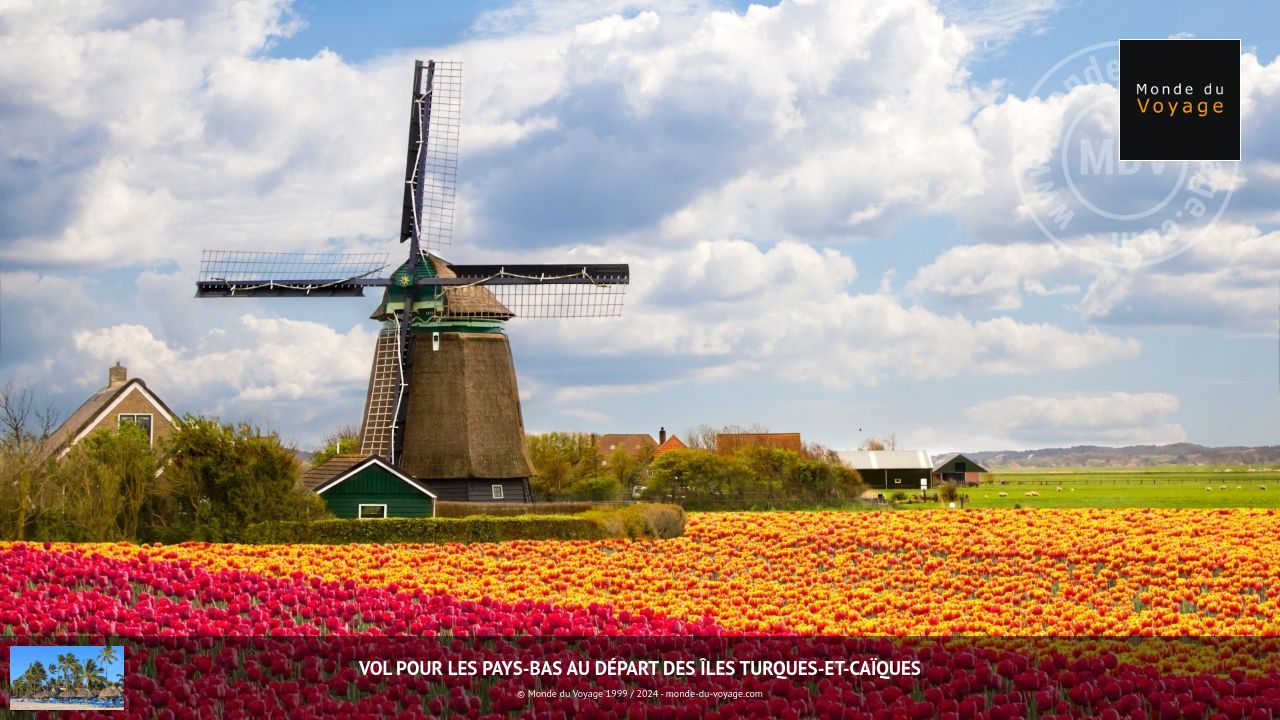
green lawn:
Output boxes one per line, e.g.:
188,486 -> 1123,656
912,466 -> 1280,509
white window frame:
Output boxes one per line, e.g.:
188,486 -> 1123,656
491,484 -> 504,500
118,413 -> 154,445
358,504 -> 388,519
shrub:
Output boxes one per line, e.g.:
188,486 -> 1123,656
938,481 -> 959,503
581,504 -> 685,540
890,491 -> 908,503
158,416 -> 324,542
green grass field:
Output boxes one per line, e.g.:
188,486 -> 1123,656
915,465 -> 1280,509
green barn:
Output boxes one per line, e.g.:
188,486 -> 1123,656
301,455 -> 437,519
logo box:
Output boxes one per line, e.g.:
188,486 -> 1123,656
1119,39 -> 1241,161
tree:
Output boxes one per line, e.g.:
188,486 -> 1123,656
13,660 -> 47,696
56,652 -> 81,690
683,423 -> 769,451
526,432 -> 601,499
52,423 -> 159,540
643,449 -> 754,505
81,659 -> 106,691
98,646 -> 118,668
605,445 -> 650,492
0,381 -> 59,540
310,424 -> 362,467
159,416 -> 325,541
859,433 -> 898,451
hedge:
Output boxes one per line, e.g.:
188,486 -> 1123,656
242,503 -> 686,544
435,501 -> 599,518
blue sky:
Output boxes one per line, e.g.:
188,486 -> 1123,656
0,0 -> 1277,454
9,645 -> 125,684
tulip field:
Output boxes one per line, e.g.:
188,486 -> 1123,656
4,509 -> 1280,718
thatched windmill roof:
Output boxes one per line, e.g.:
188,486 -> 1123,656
427,255 -> 514,319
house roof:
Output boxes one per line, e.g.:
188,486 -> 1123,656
931,453 -> 989,473
836,450 -> 933,470
715,432 -> 803,455
598,434 -> 657,456
304,454 -> 437,497
653,435 -> 687,458
300,454 -> 369,491
41,378 -> 179,461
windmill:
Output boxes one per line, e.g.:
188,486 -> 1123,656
195,60 -> 628,502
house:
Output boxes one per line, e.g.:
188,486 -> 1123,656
42,363 -> 179,460
715,432 -> 803,455
931,453 -> 990,485
837,450 -> 934,489
301,455 -> 437,518
653,433 -> 687,458
597,432 -> 657,464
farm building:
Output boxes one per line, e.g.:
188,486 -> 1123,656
597,432 -> 657,464
301,455 -> 437,519
41,363 -> 179,461
837,450 -> 934,489
932,453 -> 990,485
653,433 -> 687,458
716,432 -> 803,455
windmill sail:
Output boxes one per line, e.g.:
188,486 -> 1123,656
196,251 -> 390,297
401,60 -> 460,252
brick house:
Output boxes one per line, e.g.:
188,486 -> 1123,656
42,363 -> 179,460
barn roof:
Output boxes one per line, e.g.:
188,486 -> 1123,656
598,434 -> 657,456
303,454 -> 437,497
837,450 -> 933,470
653,435 -> 687,458
715,433 -> 804,455
931,453 -> 990,473
40,375 -> 178,462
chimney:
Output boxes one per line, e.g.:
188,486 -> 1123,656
108,362 -> 127,388
659,426 -> 667,444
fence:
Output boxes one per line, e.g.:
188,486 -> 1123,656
986,475 -> 1262,486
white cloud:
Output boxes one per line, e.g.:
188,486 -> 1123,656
906,242 -> 1085,310
965,392 -> 1186,446
908,223 -> 1280,329
69,315 -> 376,443
512,239 -> 1142,394
560,407 -> 611,424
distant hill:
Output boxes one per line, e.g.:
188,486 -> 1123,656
961,443 -> 1280,469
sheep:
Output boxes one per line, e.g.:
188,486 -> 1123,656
1056,486 -> 1063,492
1219,484 -> 1227,490
997,492 -> 1008,497
1205,486 -> 1213,492
1262,485 -> 1269,491
1237,485 -> 1243,490
1024,491 -> 1040,497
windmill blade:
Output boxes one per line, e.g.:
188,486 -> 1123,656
400,60 -> 461,251
195,250 -> 391,297
431,263 -> 629,319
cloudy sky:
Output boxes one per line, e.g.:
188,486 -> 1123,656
1,0 -> 1277,454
